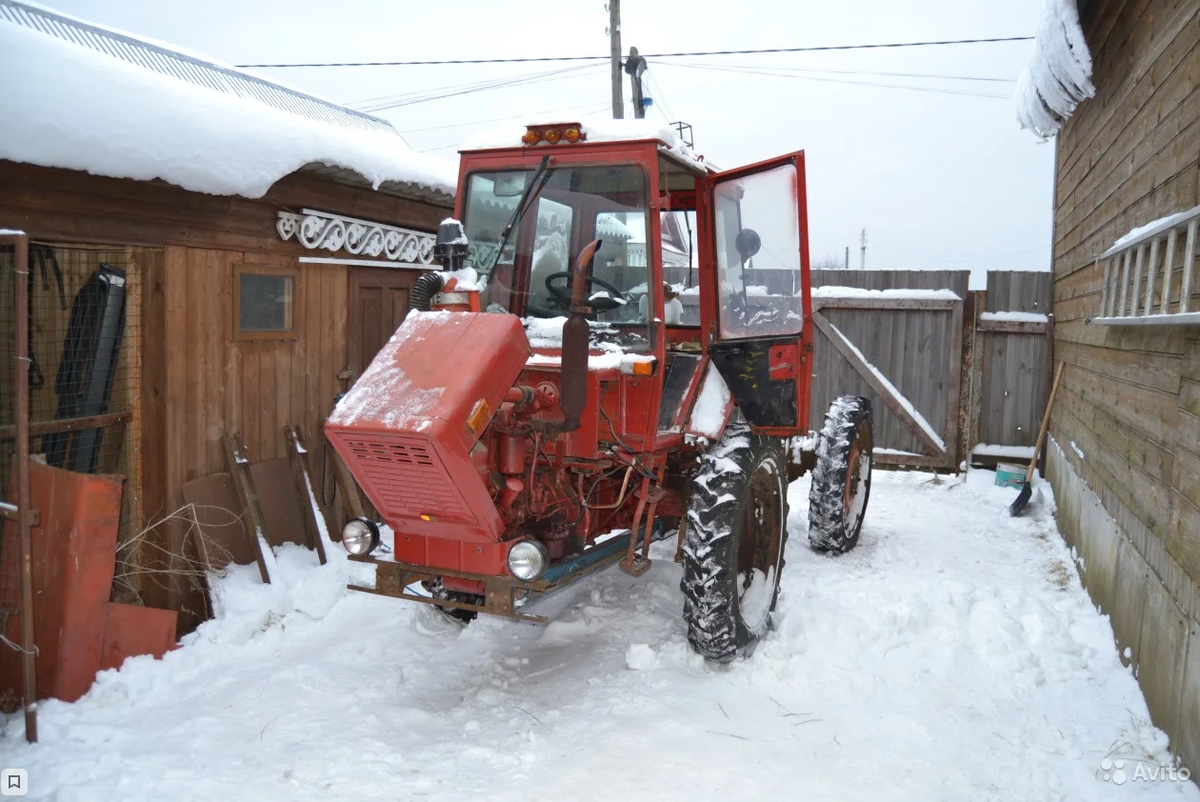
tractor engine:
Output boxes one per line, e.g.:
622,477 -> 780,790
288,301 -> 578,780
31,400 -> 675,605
324,308 -> 626,579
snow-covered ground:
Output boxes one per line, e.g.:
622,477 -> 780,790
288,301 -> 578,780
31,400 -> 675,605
3,470 -> 1196,801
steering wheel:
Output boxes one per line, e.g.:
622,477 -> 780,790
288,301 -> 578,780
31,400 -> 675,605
544,271 -> 626,312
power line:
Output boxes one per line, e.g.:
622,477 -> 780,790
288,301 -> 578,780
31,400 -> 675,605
348,64 -> 582,108
642,71 -> 676,124
675,61 -> 1016,83
354,65 -> 602,112
659,61 -> 1011,99
235,36 -> 1033,69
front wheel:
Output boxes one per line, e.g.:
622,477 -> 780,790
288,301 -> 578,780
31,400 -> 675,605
808,396 -> 873,554
681,423 -> 789,663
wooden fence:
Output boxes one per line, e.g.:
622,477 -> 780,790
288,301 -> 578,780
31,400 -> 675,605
808,269 -> 1053,470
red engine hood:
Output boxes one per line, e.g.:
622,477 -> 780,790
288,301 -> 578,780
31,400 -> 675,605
324,311 -> 530,541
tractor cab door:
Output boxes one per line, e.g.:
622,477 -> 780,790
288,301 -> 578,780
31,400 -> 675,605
703,152 -> 813,435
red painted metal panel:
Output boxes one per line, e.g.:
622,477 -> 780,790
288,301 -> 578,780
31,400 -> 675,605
1,461 -> 122,703
325,312 -> 531,542
100,603 -> 177,672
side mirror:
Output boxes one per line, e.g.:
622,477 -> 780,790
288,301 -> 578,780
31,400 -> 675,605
735,228 -> 761,262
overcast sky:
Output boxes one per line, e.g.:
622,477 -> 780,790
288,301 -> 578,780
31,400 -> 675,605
48,0 -> 1055,287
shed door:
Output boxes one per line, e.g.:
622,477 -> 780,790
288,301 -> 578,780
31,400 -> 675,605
347,267 -> 417,384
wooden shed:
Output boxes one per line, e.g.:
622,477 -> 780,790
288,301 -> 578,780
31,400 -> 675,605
0,0 -> 455,629
1019,0 -> 1200,774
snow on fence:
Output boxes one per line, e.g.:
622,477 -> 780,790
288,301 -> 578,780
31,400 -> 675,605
807,269 -> 1052,471
808,269 -> 969,470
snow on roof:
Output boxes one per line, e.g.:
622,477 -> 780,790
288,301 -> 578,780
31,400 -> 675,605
1015,0 -> 1095,139
461,117 -> 711,173
0,0 -> 457,200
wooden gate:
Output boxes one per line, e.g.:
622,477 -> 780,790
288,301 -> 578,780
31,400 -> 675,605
808,270 -> 968,470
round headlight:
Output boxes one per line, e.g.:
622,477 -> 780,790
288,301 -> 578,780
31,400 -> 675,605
507,539 -> 548,581
342,518 -> 380,556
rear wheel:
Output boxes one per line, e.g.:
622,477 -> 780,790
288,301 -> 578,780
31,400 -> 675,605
681,423 -> 788,663
808,396 -> 873,554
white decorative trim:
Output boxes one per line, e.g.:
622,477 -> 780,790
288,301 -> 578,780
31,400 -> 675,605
298,256 -> 430,269
277,209 -> 436,266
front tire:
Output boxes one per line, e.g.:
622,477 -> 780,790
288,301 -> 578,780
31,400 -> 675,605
808,396 -> 873,554
681,423 -> 788,663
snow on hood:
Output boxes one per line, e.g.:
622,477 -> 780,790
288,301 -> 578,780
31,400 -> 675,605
461,116 -> 711,172
0,4 -> 457,199
1015,0 -> 1095,139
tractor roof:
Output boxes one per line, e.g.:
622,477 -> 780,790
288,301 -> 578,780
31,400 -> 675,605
460,117 -> 714,175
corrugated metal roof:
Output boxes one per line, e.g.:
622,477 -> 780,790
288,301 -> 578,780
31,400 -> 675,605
0,0 -> 396,137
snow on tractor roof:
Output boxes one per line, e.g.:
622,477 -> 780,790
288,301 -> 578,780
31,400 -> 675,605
461,117 -> 712,172
0,0 -> 457,200
1015,0 -> 1095,139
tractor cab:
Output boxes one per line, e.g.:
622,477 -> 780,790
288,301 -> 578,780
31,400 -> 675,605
452,122 -> 815,440
324,120 -> 872,663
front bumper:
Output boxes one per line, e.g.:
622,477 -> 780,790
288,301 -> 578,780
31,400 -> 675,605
347,531 -> 634,622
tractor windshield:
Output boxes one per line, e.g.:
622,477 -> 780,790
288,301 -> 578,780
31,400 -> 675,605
461,164 -> 651,351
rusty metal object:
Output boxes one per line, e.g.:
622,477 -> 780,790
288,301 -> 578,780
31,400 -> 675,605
674,512 -> 688,563
222,433 -> 273,584
286,427 -> 328,565
4,231 -> 38,743
181,473 -> 257,571
347,535 -> 632,623
619,474 -> 654,576
637,481 -> 667,560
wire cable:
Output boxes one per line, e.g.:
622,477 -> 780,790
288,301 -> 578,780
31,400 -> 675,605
235,36 -> 1034,69
669,60 -> 1015,83
354,64 -> 603,112
658,61 -> 1010,99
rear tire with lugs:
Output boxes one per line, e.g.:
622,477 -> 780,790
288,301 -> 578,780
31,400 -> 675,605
808,396 -> 873,554
681,423 -> 788,663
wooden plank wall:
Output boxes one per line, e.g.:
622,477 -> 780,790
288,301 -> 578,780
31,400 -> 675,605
1048,0 -> 1200,773
1052,0 -> 1200,573
161,247 -> 348,512
808,270 -> 970,461
978,271 -> 1054,446
0,160 -> 450,622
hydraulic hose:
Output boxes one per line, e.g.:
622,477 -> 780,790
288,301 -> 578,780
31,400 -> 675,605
410,272 -> 445,312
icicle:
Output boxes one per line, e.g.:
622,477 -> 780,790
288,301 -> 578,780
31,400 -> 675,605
1015,0 -> 1096,139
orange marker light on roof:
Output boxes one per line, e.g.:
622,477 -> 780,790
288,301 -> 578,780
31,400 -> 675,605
563,127 -> 581,143
544,128 -> 561,145
522,129 -> 540,146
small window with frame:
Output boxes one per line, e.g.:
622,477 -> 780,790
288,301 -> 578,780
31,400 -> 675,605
234,264 -> 298,341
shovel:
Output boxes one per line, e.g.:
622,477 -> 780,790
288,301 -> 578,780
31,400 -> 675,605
1010,362 -> 1065,517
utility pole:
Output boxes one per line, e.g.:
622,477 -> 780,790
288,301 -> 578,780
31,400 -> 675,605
844,246 -> 849,270
608,1 -> 623,119
860,228 -> 868,270
625,46 -> 647,119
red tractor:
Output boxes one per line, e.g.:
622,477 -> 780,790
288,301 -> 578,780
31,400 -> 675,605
325,122 -> 873,662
